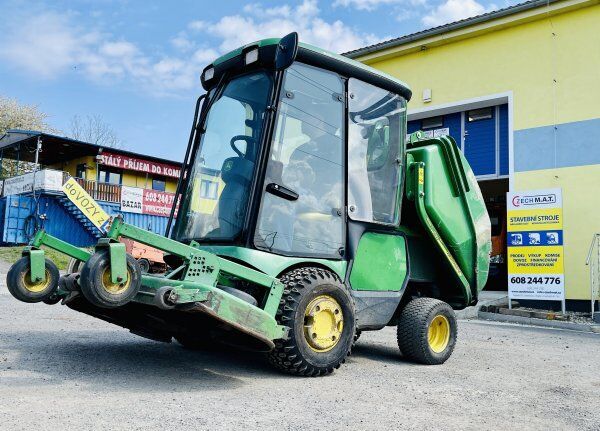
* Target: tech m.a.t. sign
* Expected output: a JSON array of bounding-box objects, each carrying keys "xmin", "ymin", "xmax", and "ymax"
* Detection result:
[{"xmin": 506, "ymin": 188, "xmax": 565, "ymax": 302}]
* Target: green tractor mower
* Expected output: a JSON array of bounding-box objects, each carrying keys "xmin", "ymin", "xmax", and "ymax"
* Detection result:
[{"xmin": 6, "ymin": 33, "xmax": 491, "ymax": 376}]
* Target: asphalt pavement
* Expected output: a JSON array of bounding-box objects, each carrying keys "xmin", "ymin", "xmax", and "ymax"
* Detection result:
[{"xmin": 1, "ymin": 260, "xmax": 599, "ymax": 431}]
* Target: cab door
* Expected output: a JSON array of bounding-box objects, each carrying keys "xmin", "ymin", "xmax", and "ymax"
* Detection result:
[
  {"xmin": 346, "ymin": 78, "xmax": 408, "ymax": 292},
  {"xmin": 253, "ymin": 62, "xmax": 345, "ymax": 258}
]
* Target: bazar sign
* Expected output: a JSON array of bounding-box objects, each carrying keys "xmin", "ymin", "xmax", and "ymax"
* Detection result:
[
  {"xmin": 506, "ymin": 188, "xmax": 565, "ymax": 303},
  {"xmin": 121, "ymin": 186, "xmax": 176, "ymax": 217},
  {"xmin": 99, "ymin": 152, "xmax": 181, "ymax": 178}
]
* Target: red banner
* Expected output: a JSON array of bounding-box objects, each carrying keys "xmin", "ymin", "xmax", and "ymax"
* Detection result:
[
  {"xmin": 120, "ymin": 186, "xmax": 177, "ymax": 217},
  {"xmin": 142, "ymin": 189, "xmax": 177, "ymax": 216},
  {"xmin": 99, "ymin": 152, "xmax": 181, "ymax": 178}
]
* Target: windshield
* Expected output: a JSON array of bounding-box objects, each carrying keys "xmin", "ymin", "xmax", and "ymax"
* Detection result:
[{"xmin": 173, "ymin": 71, "xmax": 272, "ymax": 242}]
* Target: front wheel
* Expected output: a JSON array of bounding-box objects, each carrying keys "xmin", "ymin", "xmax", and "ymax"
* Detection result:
[
  {"xmin": 6, "ymin": 257, "xmax": 59, "ymax": 303},
  {"xmin": 397, "ymin": 297, "xmax": 457, "ymax": 365},
  {"xmin": 79, "ymin": 250, "xmax": 142, "ymax": 308},
  {"xmin": 268, "ymin": 267, "xmax": 356, "ymax": 377}
]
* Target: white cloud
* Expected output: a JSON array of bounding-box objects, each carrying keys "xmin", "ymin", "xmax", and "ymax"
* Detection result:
[
  {"xmin": 170, "ymin": 34, "xmax": 194, "ymax": 52},
  {"xmin": 333, "ymin": 0, "xmax": 427, "ymax": 11},
  {"xmin": 422, "ymin": 0, "xmax": 496, "ymax": 27},
  {"xmin": 0, "ymin": 12, "xmax": 92, "ymax": 79},
  {"xmin": 187, "ymin": 20, "xmax": 207, "ymax": 31},
  {"xmin": 0, "ymin": 11, "xmax": 212, "ymax": 97},
  {"xmin": 197, "ymin": 0, "xmax": 381, "ymax": 54},
  {"xmin": 334, "ymin": 0, "xmax": 403, "ymax": 11},
  {"xmin": 100, "ymin": 41, "xmax": 138, "ymax": 57},
  {"xmin": 0, "ymin": 1, "xmax": 383, "ymax": 96}
]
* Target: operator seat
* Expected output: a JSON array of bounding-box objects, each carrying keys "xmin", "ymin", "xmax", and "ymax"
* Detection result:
[
  {"xmin": 283, "ymin": 130, "xmax": 342, "ymax": 253},
  {"xmin": 216, "ymin": 154, "xmax": 254, "ymax": 238}
]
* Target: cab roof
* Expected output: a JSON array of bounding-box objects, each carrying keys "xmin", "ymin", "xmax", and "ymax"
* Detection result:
[{"xmin": 206, "ymin": 37, "xmax": 412, "ymax": 101}]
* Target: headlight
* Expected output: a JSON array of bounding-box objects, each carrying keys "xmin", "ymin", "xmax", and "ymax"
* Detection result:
[
  {"xmin": 203, "ymin": 67, "xmax": 214, "ymax": 81},
  {"xmin": 245, "ymin": 48, "xmax": 259, "ymax": 65}
]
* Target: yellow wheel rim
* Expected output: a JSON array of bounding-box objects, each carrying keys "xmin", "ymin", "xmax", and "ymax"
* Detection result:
[
  {"xmin": 303, "ymin": 295, "xmax": 344, "ymax": 352},
  {"xmin": 21, "ymin": 270, "xmax": 51, "ymax": 293},
  {"xmin": 428, "ymin": 315, "xmax": 450, "ymax": 353},
  {"xmin": 101, "ymin": 267, "xmax": 130, "ymax": 295}
]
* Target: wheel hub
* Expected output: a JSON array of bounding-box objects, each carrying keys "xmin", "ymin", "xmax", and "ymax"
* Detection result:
[
  {"xmin": 101, "ymin": 268, "xmax": 130, "ymax": 295},
  {"xmin": 303, "ymin": 295, "xmax": 343, "ymax": 352},
  {"xmin": 428, "ymin": 314, "xmax": 450, "ymax": 353},
  {"xmin": 21, "ymin": 270, "xmax": 50, "ymax": 293}
]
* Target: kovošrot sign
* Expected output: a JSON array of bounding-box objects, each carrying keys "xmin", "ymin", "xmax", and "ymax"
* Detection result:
[{"xmin": 62, "ymin": 178, "xmax": 110, "ymax": 232}]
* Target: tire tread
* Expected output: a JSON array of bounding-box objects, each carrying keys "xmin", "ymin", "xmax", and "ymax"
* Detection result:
[
  {"xmin": 397, "ymin": 297, "xmax": 457, "ymax": 365},
  {"xmin": 268, "ymin": 267, "xmax": 354, "ymax": 377}
]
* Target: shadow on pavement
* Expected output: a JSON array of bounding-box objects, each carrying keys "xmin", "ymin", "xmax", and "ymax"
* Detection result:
[{"xmin": 0, "ymin": 329, "xmax": 280, "ymax": 391}]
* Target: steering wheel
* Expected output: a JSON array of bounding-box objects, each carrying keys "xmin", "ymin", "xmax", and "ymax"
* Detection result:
[{"xmin": 230, "ymin": 135, "xmax": 257, "ymax": 159}]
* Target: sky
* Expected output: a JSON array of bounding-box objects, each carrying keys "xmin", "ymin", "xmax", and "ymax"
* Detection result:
[{"xmin": 0, "ymin": 0, "xmax": 519, "ymax": 162}]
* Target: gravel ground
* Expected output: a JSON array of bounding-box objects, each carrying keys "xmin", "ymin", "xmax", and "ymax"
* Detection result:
[{"xmin": 1, "ymin": 260, "xmax": 599, "ymax": 431}]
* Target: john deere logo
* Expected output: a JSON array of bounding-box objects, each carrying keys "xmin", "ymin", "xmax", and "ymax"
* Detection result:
[{"xmin": 223, "ymin": 160, "xmax": 233, "ymax": 171}]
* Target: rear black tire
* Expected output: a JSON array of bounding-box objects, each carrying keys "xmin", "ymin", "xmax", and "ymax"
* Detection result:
[
  {"xmin": 6, "ymin": 257, "xmax": 59, "ymax": 303},
  {"xmin": 79, "ymin": 250, "xmax": 142, "ymax": 308},
  {"xmin": 397, "ymin": 297, "xmax": 457, "ymax": 365},
  {"xmin": 268, "ymin": 267, "xmax": 355, "ymax": 377}
]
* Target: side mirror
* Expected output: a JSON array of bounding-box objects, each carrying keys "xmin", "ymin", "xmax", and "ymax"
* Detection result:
[{"xmin": 275, "ymin": 32, "xmax": 299, "ymax": 70}]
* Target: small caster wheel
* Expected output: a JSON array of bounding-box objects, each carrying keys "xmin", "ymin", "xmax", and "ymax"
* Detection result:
[
  {"xmin": 43, "ymin": 293, "xmax": 62, "ymax": 305},
  {"xmin": 154, "ymin": 286, "xmax": 178, "ymax": 310},
  {"xmin": 79, "ymin": 250, "xmax": 142, "ymax": 308},
  {"xmin": 6, "ymin": 257, "xmax": 59, "ymax": 303},
  {"xmin": 138, "ymin": 258, "xmax": 151, "ymax": 274}
]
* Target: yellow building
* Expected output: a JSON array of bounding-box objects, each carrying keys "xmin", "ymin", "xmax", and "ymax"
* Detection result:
[
  {"xmin": 0, "ymin": 130, "xmax": 180, "ymax": 195},
  {"xmin": 346, "ymin": 0, "xmax": 600, "ymax": 310}
]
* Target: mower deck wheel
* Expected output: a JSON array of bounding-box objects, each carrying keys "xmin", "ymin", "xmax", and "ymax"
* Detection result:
[
  {"xmin": 79, "ymin": 250, "xmax": 142, "ymax": 308},
  {"xmin": 6, "ymin": 257, "xmax": 59, "ymax": 303}
]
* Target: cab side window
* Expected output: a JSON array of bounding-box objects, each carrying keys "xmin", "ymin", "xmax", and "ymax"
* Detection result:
[{"xmin": 347, "ymin": 79, "xmax": 406, "ymax": 224}]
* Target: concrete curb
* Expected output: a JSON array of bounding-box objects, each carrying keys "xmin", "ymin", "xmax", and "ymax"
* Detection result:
[
  {"xmin": 455, "ymin": 294, "xmax": 509, "ymax": 319},
  {"xmin": 478, "ymin": 311, "xmax": 600, "ymax": 334}
]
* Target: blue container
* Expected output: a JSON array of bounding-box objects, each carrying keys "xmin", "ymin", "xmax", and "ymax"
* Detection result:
[{"xmin": 0, "ymin": 194, "xmax": 170, "ymax": 246}]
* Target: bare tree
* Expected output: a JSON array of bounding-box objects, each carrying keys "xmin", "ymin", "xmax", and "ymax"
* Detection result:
[
  {"xmin": 0, "ymin": 95, "xmax": 58, "ymax": 135},
  {"xmin": 69, "ymin": 114, "xmax": 123, "ymax": 148}
]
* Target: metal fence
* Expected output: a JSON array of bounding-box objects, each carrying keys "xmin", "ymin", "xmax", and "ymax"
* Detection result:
[{"xmin": 585, "ymin": 233, "xmax": 600, "ymax": 314}]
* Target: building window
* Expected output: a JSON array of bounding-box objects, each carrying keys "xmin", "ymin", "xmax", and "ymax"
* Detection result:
[
  {"xmin": 152, "ymin": 177, "xmax": 166, "ymax": 192},
  {"xmin": 468, "ymin": 107, "xmax": 493, "ymax": 122},
  {"xmin": 75, "ymin": 164, "xmax": 86, "ymax": 179},
  {"xmin": 421, "ymin": 116, "xmax": 443, "ymax": 129},
  {"xmin": 200, "ymin": 180, "xmax": 218, "ymax": 199},
  {"xmin": 98, "ymin": 167, "xmax": 122, "ymax": 185}
]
